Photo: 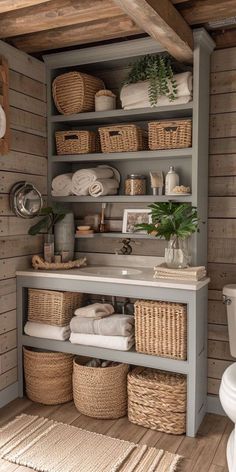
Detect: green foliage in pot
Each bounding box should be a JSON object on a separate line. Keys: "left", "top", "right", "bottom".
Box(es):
{"left": 28, "top": 204, "right": 67, "bottom": 236}
{"left": 124, "top": 54, "right": 178, "bottom": 106}
{"left": 136, "top": 202, "right": 199, "bottom": 241}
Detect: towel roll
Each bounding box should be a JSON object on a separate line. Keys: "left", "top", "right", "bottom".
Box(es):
{"left": 89, "top": 178, "right": 119, "bottom": 197}
{"left": 51, "top": 173, "right": 73, "bottom": 196}
{"left": 72, "top": 167, "right": 114, "bottom": 196}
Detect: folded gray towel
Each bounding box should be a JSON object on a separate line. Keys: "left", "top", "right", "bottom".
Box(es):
{"left": 70, "top": 313, "right": 134, "bottom": 336}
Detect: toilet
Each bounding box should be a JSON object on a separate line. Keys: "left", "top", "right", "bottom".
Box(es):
{"left": 220, "top": 285, "right": 236, "bottom": 471}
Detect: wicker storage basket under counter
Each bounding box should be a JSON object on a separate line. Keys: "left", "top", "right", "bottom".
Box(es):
{"left": 28, "top": 289, "right": 84, "bottom": 327}
{"left": 52, "top": 71, "right": 104, "bottom": 115}
{"left": 23, "top": 347, "right": 73, "bottom": 405}
{"left": 99, "top": 124, "right": 148, "bottom": 153}
{"left": 73, "top": 358, "right": 129, "bottom": 419}
{"left": 148, "top": 119, "right": 192, "bottom": 150}
{"left": 55, "top": 130, "right": 99, "bottom": 155}
{"left": 134, "top": 300, "right": 187, "bottom": 360}
{"left": 128, "top": 367, "right": 186, "bottom": 434}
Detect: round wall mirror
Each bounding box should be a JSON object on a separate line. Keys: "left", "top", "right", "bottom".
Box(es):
{"left": 10, "top": 181, "right": 43, "bottom": 219}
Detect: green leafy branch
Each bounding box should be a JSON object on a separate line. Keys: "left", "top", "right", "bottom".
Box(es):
{"left": 28, "top": 204, "right": 67, "bottom": 236}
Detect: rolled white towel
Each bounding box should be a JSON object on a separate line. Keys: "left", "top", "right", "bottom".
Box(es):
{"left": 72, "top": 167, "right": 114, "bottom": 195}
{"left": 69, "top": 332, "right": 135, "bottom": 351}
{"left": 51, "top": 173, "right": 73, "bottom": 196}
{"left": 74, "top": 303, "right": 114, "bottom": 318}
{"left": 122, "top": 95, "right": 192, "bottom": 110}
{"left": 24, "top": 321, "right": 70, "bottom": 341}
{"left": 89, "top": 178, "right": 119, "bottom": 197}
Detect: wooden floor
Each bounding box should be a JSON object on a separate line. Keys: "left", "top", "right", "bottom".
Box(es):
{"left": 0, "top": 398, "right": 233, "bottom": 471}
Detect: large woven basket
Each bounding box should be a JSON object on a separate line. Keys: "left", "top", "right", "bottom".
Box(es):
{"left": 148, "top": 119, "right": 192, "bottom": 150}
{"left": 128, "top": 367, "right": 186, "bottom": 434}
{"left": 52, "top": 71, "right": 104, "bottom": 115}
{"left": 28, "top": 289, "right": 84, "bottom": 327}
{"left": 134, "top": 300, "right": 187, "bottom": 360}
{"left": 55, "top": 130, "right": 99, "bottom": 155}
{"left": 23, "top": 347, "right": 73, "bottom": 405}
{"left": 99, "top": 124, "right": 148, "bottom": 153}
{"left": 73, "top": 358, "right": 129, "bottom": 418}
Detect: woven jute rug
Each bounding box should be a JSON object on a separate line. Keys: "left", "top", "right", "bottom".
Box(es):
{"left": 0, "top": 414, "right": 182, "bottom": 471}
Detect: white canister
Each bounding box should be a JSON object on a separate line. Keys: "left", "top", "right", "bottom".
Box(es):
{"left": 95, "top": 95, "right": 116, "bottom": 112}
{"left": 165, "top": 166, "right": 179, "bottom": 195}
{"left": 54, "top": 212, "right": 75, "bottom": 261}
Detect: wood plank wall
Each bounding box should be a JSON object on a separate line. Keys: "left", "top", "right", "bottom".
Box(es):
{"left": 0, "top": 41, "right": 46, "bottom": 401}
{"left": 208, "top": 47, "right": 236, "bottom": 397}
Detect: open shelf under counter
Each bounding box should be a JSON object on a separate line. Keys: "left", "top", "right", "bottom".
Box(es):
{"left": 75, "top": 232, "right": 157, "bottom": 239}
{"left": 51, "top": 148, "right": 193, "bottom": 163}
{"left": 52, "top": 194, "right": 193, "bottom": 203}
{"left": 21, "top": 335, "right": 189, "bottom": 374}
{"left": 50, "top": 103, "right": 193, "bottom": 126}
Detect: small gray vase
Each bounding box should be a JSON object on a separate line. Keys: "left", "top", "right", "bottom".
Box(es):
{"left": 54, "top": 212, "right": 75, "bottom": 261}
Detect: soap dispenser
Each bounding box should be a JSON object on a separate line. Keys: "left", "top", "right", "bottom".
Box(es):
{"left": 165, "top": 166, "right": 179, "bottom": 195}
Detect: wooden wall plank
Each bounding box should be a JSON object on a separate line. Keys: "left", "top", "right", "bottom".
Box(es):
{"left": 208, "top": 238, "right": 236, "bottom": 264}
{"left": 208, "top": 378, "right": 221, "bottom": 396}
{"left": 0, "top": 279, "right": 16, "bottom": 298}
{"left": 0, "top": 349, "right": 17, "bottom": 376}
{"left": 0, "top": 311, "right": 16, "bottom": 335}
{"left": 9, "top": 90, "right": 46, "bottom": 117}
{"left": 210, "top": 93, "right": 236, "bottom": 114}
{"left": 209, "top": 137, "right": 236, "bottom": 154}
{"left": 211, "top": 71, "right": 236, "bottom": 94}
{"left": 210, "top": 113, "right": 236, "bottom": 139}
{"left": 0, "top": 151, "right": 47, "bottom": 175}
{"left": 208, "top": 324, "right": 228, "bottom": 342}
{"left": 0, "top": 40, "right": 45, "bottom": 82}
{"left": 0, "top": 171, "right": 47, "bottom": 195}
{"left": 211, "top": 47, "right": 236, "bottom": 73}
{"left": 0, "top": 234, "right": 43, "bottom": 258}
{"left": 0, "top": 330, "right": 17, "bottom": 354}
{"left": 209, "top": 176, "right": 236, "bottom": 196}
{"left": 208, "top": 301, "right": 227, "bottom": 325}
{"left": 208, "top": 263, "right": 236, "bottom": 290}
{"left": 209, "top": 154, "right": 236, "bottom": 176}
{"left": 0, "top": 292, "right": 16, "bottom": 314}
{"left": 11, "top": 129, "right": 46, "bottom": 156}
{"left": 0, "top": 367, "right": 17, "bottom": 391}
{"left": 9, "top": 70, "right": 46, "bottom": 101}
{"left": 208, "top": 340, "right": 233, "bottom": 362}
{"left": 208, "top": 358, "right": 232, "bottom": 379}
{"left": 10, "top": 107, "right": 46, "bottom": 136}
{"left": 209, "top": 197, "right": 236, "bottom": 218}
{"left": 208, "top": 289, "right": 222, "bottom": 301}
{"left": 0, "top": 256, "right": 32, "bottom": 280}
{"left": 208, "top": 219, "right": 236, "bottom": 239}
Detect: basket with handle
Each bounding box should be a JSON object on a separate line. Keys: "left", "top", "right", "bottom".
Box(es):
{"left": 52, "top": 71, "right": 104, "bottom": 115}
{"left": 55, "top": 130, "right": 99, "bottom": 155}
{"left": 148, "top": 119, "right": 192, "bottom": 150}
{"left": 99, "top": 124, "right": 148, "bottom": 153}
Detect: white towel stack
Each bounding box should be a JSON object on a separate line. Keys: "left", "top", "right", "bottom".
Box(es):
{"left": 153, "top": 264, "right": 207, "bottom": 281}
{"left": 69, "top": 303, "right": 135, "bottom": 351}
{"left": 52, "top": 166, "right": 120, "bottom": 197}
{"left": 24, "top": 321, "right": 70, "bottom": 341}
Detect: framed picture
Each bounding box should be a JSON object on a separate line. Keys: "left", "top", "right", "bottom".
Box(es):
{"left": 122, "top": 209, "right": 152, "bottom": 234}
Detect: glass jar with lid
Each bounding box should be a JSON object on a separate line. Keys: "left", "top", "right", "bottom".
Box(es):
{"left": 125, "top": 174, "right": 146, "bottom": 196}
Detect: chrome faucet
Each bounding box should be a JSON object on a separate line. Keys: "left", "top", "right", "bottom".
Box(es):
{"left": 115, "top": 238, "right": 133, "bottom": 255}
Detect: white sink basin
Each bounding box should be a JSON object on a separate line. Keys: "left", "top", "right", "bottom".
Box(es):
{"left": 80, "top": 266, "right": 142, "bottom": 277}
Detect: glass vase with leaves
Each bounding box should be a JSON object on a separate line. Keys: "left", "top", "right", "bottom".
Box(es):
{"left": 136, "top": 202, "right": 199, "bottom": 268}
{"left": 124, "top": 54, "right": 178, "bottom": 106}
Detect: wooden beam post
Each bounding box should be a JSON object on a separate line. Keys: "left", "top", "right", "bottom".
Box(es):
{"left": 113, "top": 0, "right": 193, "bottom": 63}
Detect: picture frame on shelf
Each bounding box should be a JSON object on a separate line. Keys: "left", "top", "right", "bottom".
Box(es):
{"left": 122, "top": 209, "right": 151, "bottom": 234}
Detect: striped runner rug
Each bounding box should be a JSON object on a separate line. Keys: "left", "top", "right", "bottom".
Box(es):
{"left": 0, "top": 414, "right": 182, "bottom": 471}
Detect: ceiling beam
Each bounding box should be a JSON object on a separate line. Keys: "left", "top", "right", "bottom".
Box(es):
{"left": 0, "top": 0, "right": 52, "bottom": 13}
{"left": 113, "top": 0, "right": 193, "bottom": 63}
{"left": 212, "top": 29, "right": 236, "bottom": 49}
{"left": 0, "top": 0, "right": 124, "bottom": 38}
{"left": 180, "top": 0, "right": 236, "bottom": 25}
{"left": 11, "top": 15, "right": 142, "bottom": 53}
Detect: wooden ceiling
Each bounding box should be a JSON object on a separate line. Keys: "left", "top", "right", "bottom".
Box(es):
{"left": 1, "top": 0, "right": 236, "bottom": 58}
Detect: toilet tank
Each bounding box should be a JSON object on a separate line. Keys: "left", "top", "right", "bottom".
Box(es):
{"left": 223, "top": 285, "right": 236, "bottom": 357}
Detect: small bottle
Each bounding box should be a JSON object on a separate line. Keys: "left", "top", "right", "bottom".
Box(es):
{"left": 165, "top": 166, "right": 179, "bottom": 195}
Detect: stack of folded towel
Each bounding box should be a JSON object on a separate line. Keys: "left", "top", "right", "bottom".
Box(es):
{"left": 24, "top": 321, "right": 70, "bottom": 341}
{"left": 153, "top": 264, "right": 207, "bottom": 281}
{"left": 69, "top": 303, "right": 135, "bottom": 351}
{"left": 52, "top": 166, "right": 119, "bottom": 197}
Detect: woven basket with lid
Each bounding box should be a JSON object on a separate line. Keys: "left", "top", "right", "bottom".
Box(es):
{"left": 24, "top": 348, "right": 73, "bottom": 405}
{"left": 52, "top": 71, "right": 104, "bottom": 115}
{"left": 128, "top": 367, "right": 187, "bottom": 434}
{"left": 73, "top": 358, "right": 129, "bottom": 419}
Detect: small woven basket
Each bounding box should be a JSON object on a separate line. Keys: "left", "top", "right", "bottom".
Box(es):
{"left": 55, "top": 130, "right": 99, "bottom": 155}
{"left": 28, "top": 288, "right": 84, "bottom": 327}
{"left": 99, "top": 124, "right": 147, "bottom": 153}
{"left": 73, "top": 358, "right": 129, "bottom": 418}
{"left": 134, "top": 300, "right": 187, "bottom": 360}
{"left": 52, "top": 71, "right": 104, "bottom": 115}
{"left": 128, "top": 367, "right": 186, "bottom": 434}
{"left": 148, "top": 119, "right": 192, "bottom": 150}
{"left": 24, "top": 347, "right": 73, "bottom": 405}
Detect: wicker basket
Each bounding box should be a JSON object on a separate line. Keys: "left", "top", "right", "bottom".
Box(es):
{"left": 148, "top": 119, "right": 192, "bottom": 150}
{"left": 24, "top": 347, "right": 73, "bottom": 405}
{"left": 28, "top": 289, "right": 84, "bottom": 327}
{"left": 128, "top": 367, "right": 186, "bottom": 434}
{"left": 73, "top": 358, "right": 129, "bottom": 418}
{"left": 52, "top": 71, "right": 104, "bottom": 115}
{"left": 99, "top": 124, "right": 148, "bottom": 153}
{"left": 55, "top": 130, "right": 99, "bottom": 155}
{"left": 134, "top": 300, "right": 187, "bottom": 360}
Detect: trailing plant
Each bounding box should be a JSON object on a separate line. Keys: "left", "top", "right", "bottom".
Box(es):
{"left": 28, "top": 204, "right": 67, "bottom": 236}
{"left": 124, "top": 54, "right": 178, "bottom": 106}
{"left": 136, "top": 202, "right": 199, "bottom": 242}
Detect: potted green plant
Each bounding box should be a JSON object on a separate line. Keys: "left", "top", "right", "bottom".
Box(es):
{"left": 136, "top": 202, "right": 199, "bottom": 268}
{"left": 28, "top": 205, "right": 66, "bottom": 236}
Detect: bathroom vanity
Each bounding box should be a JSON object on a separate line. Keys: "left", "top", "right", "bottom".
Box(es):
{"left": 17, "top": 254, "right": 209, "bottom": 438}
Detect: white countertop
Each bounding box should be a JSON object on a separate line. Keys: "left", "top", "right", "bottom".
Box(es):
{"left": 16, "top": 266, "right": 210, "bottom": 291}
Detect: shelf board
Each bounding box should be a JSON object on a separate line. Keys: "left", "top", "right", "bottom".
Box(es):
{"left": 52, "top": 195, "right": 193, "bottom": 203}
{"left": 52, "top": 148, "right": 192, "bottom": 163}
{"left": 50, "top": 103, "right": 193, "bottom": 125}
{"left": 75, "top": 232, "right": 157, "bottom": 239}
{"left": 21, "top": 335, "right": 189, "bottom": 374}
